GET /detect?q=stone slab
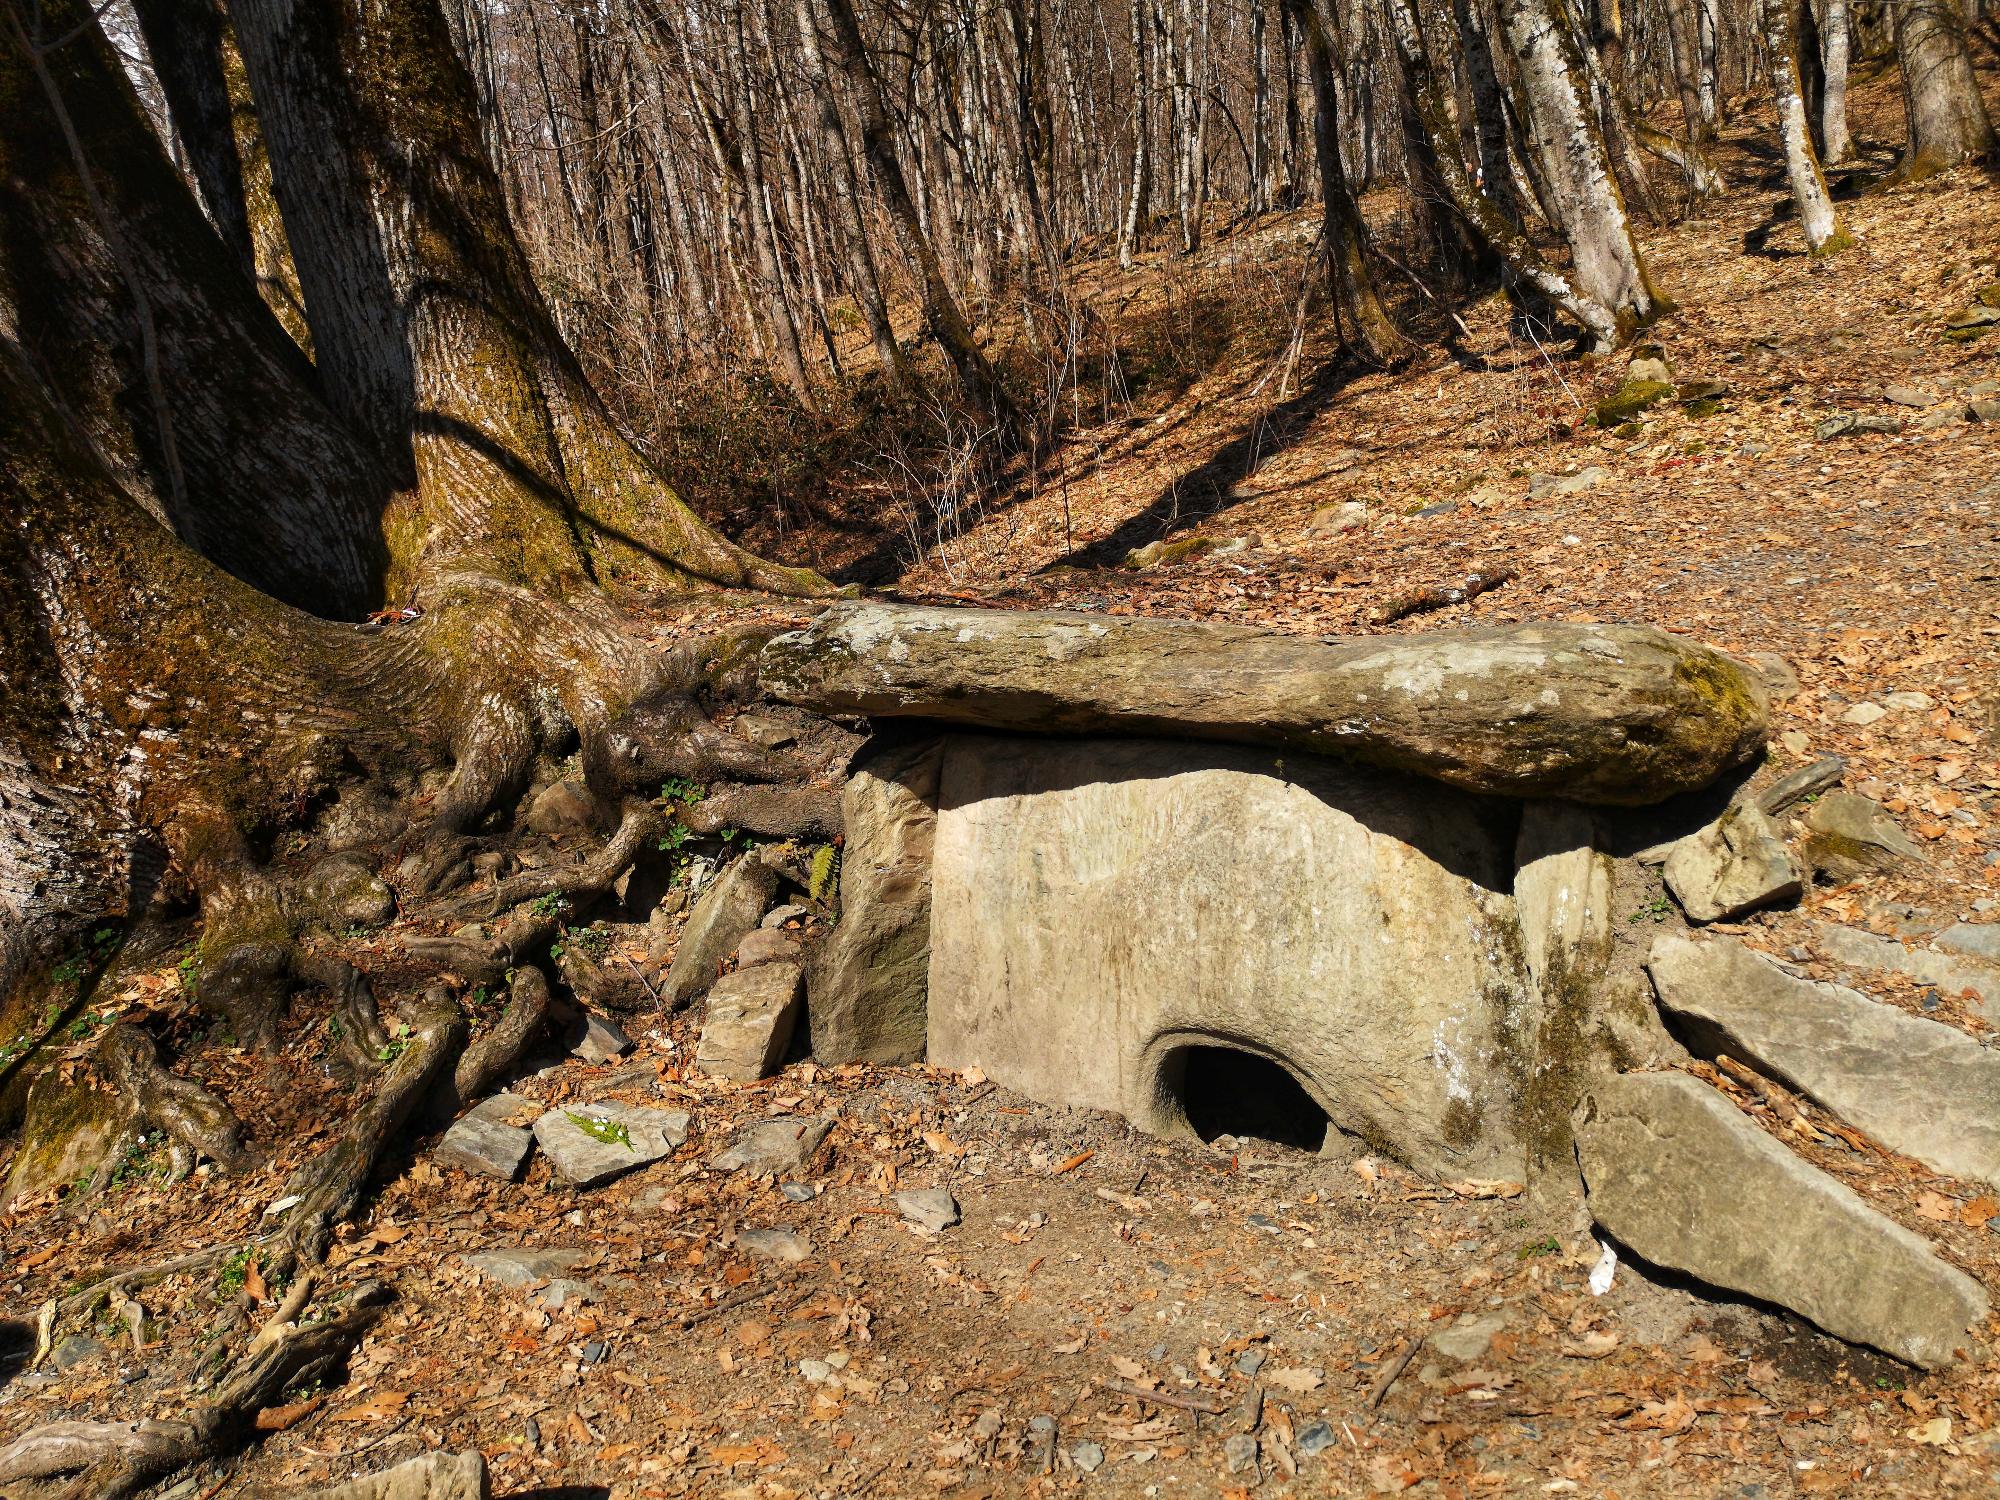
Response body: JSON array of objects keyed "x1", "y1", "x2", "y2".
[
  {"x1": 1815, "y1": 922, "x2": 2000, "y2": 1019},
  {"x1": 711, "y1": 1116, "x2": 832, "y2": 1174},
  {"x1": 434, "y1": 1092, "x2": 537, "y2": 1180},
  {"x1": 697, "y1": 962, "x2": 804, "y2": 1082},
  {"x1": 531, "y1": 1102, "x2": 688, "y2": 1188}
]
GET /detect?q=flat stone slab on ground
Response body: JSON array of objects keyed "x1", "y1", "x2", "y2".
[
  {"x1": 1650, "y1": 933, "x2": 2000, "y2": 1190},
  {"x1": 1815, "y1": 922, "x2": 2000, "y2": 1018},
  {"x1": 461, "y1": 1248, "x2": 596, "y2": 1309},
  {"x1": 532, "y1": 1102, "x2": 689, "y2": 1188},
  {"x1": 711, "y1": 1116, "x2": 832, "y2": 1173},
  {"x1": 434, "y1": 1092, "x2": 537, "y2": 1180},
  {"x1": 1575, "y1": 1071, "x2": 1987, "y2": 1369},
  {"x1": 1801, "y1": 792, "x2": 1926, "y2": 878},
  {"x1": 696, "y1": 961, "x2": 804, "y2": 1082}
]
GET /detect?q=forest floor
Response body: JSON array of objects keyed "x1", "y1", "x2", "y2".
[{"x1": 4, "y1": 65, "x2": 2000, "y2": 1500}]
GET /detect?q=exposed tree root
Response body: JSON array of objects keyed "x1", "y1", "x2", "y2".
[
  {"x1": 98, "y1": 1023, "x2": 250, "y2": 1176},
  {"x1": 296, "y1": 955, "x2": 391, "y2": 1079},
  {"x1": 0, "y1": 1280, "x2": 391, "y2": 1500},
  {"x1": 478, "y1": 801, "x2": 660, "y2": 916},
  {"x1": 450, "y1": 965, "x2": 553, "y2": 1109},
  {"x1": 272, "y1": 989, "x2": 466, "y2": 1270},
  {"x1": 682, "y1": 782, "x2": 843, "y2": 842}
]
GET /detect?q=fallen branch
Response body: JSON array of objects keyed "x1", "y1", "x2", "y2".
[
  {"x1": 1367, "y1": 570, "x2": 1515, "y2": 626},
  {"x1": 1368, "y1": 1333, "x2": 1426, "y2": 1408},
  {"x1": 1097, "y1": 1378, "x2": 1228, "y2": 1415}
]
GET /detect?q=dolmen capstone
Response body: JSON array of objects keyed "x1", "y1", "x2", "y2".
[{"x1": 752, "y1": 602, "x2": 1990, "y2": 1369}]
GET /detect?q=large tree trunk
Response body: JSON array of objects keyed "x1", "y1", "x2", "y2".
[
  {"x1": 129, "y1": 0, "x2": 253, "y2": 278},
  {"x1": 1761, "y1": 0, "x2": 1853, "y2": 253},
  {"x1": 1495, "y1": 0, "x2": 1671, "y2": 337},
  {"x1": 0, "y1": 0, "x2": 382, "y2": 615},
  {"x1": 1889, "y1": 0, "x2": 1995, "y2": 176},
  {"x1": 228, "y1": 0, "x2": 822, "y2": 600}
]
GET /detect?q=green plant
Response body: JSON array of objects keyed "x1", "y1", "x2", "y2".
[
  {"x1": 1517, "y1": 1235, "x2": 1561, "y2": 1260},
  {"x1": 565, "y1": 1110, "x2": 632, "y2": 1149},
  {"x1": 105, "y1": 1133, "x2": 165, "y2": 1191},
  {"x1": 656, "y1": 776, "x2": 704, "y2": 807},
  {"x1": 1628, "y1": 895, "x2": 1673, "y2": 925},
  {"x1": 217, "y1": 1246, "x2": 255, "y2": 1294},
  {"x1": 177, "y1": 949, "x2": 202, "y2": 1000},
  {"x1": 64, "y1": 1011, "x2": 105, "y2": 1041},
  {"x1": 377, "y1": 1022, "x2": 412, "y2": 1062},
  {"x1": 808, "y1": 843, "x2": 840, "y2": 904},
  {"x1": 528, "y1": 892, "x2": 571, "y2": 919}
]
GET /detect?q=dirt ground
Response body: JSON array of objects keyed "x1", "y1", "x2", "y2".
[{"x1": 4, "y1": 66, "x2": 2000, "y2": 1500}]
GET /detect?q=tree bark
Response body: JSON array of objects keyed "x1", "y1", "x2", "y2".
[
  {"x1": 230, "y1": 0, "x2": 824, "y2": 599},
  {"x1": 1761, "y1": 0, "x2": 1852, "y2": 253},
  {"x1": 1495, "y1": 0, "x2": 1671, "y2": 337},
  {"x1": 1890, "y1": 0, "x2": 1995, "y2": 176},
  {"x1": 1821, "y1": 0, "x2": 1855, "y2": 163},
  {"x1": 129, "y1": 0, "x2": 252, "y2": 279}
]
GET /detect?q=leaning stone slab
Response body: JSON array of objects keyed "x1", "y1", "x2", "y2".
[
  {"x1": 666, "y1": 854, "x2": 779, "y2": 1007},
  {"x1": 1801, "y1": 792, "x2": 1925, "y2": 878},
  {"x1": 1575, "y1": 1071, "x2": 1987, "y2": 1369},
  {"x1": 1662, "y1": 803, "x2": 1802, "y2": 923},
  {"x1": 288, "y1": 1450, "x2": 488, "y2": 1500},
  {"x1": 697, "y1": 962, "x2": 805, "y2": 1082},
  {"x1": 711, "y1": 1116, "x2": 832, "y2": 1174},
  {"x1": 760, "y1": 604, "x2": 1768, "y2": 806},
  {"x1": 1650, "y1": 933, "x2": 2000, "y2": 1190},
  {"x1": 532, "y1": 1102, "x2": 689, "y2": 1188},
  {"x1": 809, "y1": 738, "x2": 942, "y2": 1065},
  {"x1": 1815, "y1": 922, "x2": 2000, "y2": 1019},
  {"x1": 434, "y1": 1092, "x2": 537, "y2": 1180}
]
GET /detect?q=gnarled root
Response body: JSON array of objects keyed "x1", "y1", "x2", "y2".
[
  {"x1": 97, "y1": 1023, "x2": 250, "y2": 1176},
  {"x1": 450, "y1": 964, "x2": 552, "y2": 1109},
  {"x1": 477, "y1": 800, "x2": 660, "y2": 916},
  {"x1": 273, "y1": 990, "x2": 466, "y2": 1270},
  {"x1": 296, "y1": 955, "x2": 391, "y2": 1079},
  {"x1": 682, "y1": 782, "x2": 842, "y2": 842},
  {"x1": 0, "y1": 1281, "x2": 392, "y2": 1500}
]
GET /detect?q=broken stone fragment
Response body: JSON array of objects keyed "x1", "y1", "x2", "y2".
[
  {"x1": 1801, "y1": 791, "x2": 1926, "y2": 878},
  {"x1": 896, "y1": 1187, "x2": 961, "y2": 1232},
  {"x1": 761, "y1": 604, "x2": 1767, "y2": 807},
  {"x1": 289, "y1": 1450, "x2": 489, "y2": 1500},
  {"x1": 738, "y1": 1227, "x2": 811, "y2": 1262},
  {"x1": 696, "y1": 961, "x2": 804, "y2": 1082},
  {"x1": 461, "y1": 1248, "x2": 596, "y2": 1310},
  {"x1": 665, "y1": 854, "x2": 779, "y2": 1007},
  {"x1": 733, "y1": 927, "x2": 800, "y2": 969},
  {"x1": 808, "y1": 738, "x2": 942, "y2": 1066},
  {"x1": 1526, "y1": 467, "x2": 1607, "y2": 500},
  {"x1": 711, "y1": 1116, "x2": 833, "y2": 1173},
  {"x1": 522, "y1": 780, "x2": 595, "y2": 838},
  {"x1": 531, "y1": 1102, "x2": 688, "y2": 1188},
  {"x1": 1574, "y1": 1071, "x2": 1986, "y2": 1369},
  {"x1": 1662, "y1": 802, "x2": 1802, "y2": 923},
  {"x1": 434, "y1": 1092, "x2": 536, "y2": 1181},
  {"x1": 569, "y1": 1010, "x2": 632, "y2": 1065},
  {"x1": 1649, "y1": 932, "x2": 2000, "y2": 1190}
]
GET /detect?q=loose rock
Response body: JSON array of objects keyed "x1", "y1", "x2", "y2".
[
  {"x1": 461, "y1": 1249, "x2": 596, "y2": 1309},
  {"x1": 696, "y1": 961, "x2": 804, "y2": 1082},
  {"x1": 434, "y1": 1092, "x2": 537, "y2": 1180},
  {"x1": 532, "y1": 1102, "x2": 689, "y2": 1188},
  {"x1": 896, "y1": 1187, "x2": 961, "y2": 1232},
  {"x1": 523, "y1": 780, "x2": 596, "y2": 838},
  {"x1": 569, "y1": 1011, "x2": 633, "y2": 1065},
  {"x1": 1575, "y1": 1071, "x2": 1987, "y2": 1368},
  {"x1": 738, "y1": 1228, "x2": 811, "y2": 1263},
  {"x1": 1801, "y1": 792, "x2": 1926, "y2": 878},
  {"x1": 734, "y1": 927, "x2": 800, "y2": 969},
  {"x1": 665, "y1": 854, "x2": 780, "y2": 1006},
  {"x1": 1814, "y1": 922, "x2": 2000, "y2": 1017},
  {"x1": 290, "y1": 1451, "x2": 489, "y2": 1500},
  {"x1": 1663, "y1": 803, "x2": 1801, "y2": 923},
  {"x1": 711, "y1": 1116, "x2": 833, "y2": 1174}
]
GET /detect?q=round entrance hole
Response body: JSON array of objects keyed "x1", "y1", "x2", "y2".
[{"x1": 1158, "y1": 1043, "x2": 1333, "y2": 1153}]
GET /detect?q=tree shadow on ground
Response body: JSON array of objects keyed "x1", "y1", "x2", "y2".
[{"x1": 1043, "y1": 351, "x2": 1365, "y2": 569}]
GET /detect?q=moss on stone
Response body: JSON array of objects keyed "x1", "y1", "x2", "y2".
[
  {"x1": 1122, "y1": 536, "x2": 1214, "y2": 571},
  {"x1": 1593, "y1": 380, "x2": 1674, "y2": 426}
]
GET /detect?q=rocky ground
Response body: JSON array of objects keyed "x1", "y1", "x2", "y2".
[{"x1": 4, "y1": 67, "x2": 2000, "y2": 1500}]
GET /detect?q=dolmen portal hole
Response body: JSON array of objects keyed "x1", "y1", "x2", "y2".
[{"x1": 1160, "y1": 1042, "x2": 1333, "y2": 1154}]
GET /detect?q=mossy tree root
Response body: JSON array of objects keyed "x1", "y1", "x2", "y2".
[
  {"x1": 450, "y1": 964, "x2": 553, "y2": 1110},
  {"x1": 477, "y1": 802, "x2": 661, "y2": 918},
  {"x1": 0, "y1": 1280, "x2": 391, "y2": 1500},
  {"x1": 97, "y1": 1023, "x2": 250, "y2": 1177}
]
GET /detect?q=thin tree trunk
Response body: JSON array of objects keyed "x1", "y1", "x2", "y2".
[
  {"x1": 1120, "y1": 0, "x2": 1153, "y2": 265},
  {"x1": 1496, "y1": 0, "x2": 1671, "y2": 336},
  {"x1": 1821, "y1": 0, "x2": 1855, "y2": 162},
  {"x1": 817, "y1": 0, "x2": 1022, "y2": 431},
  {"x1": 128, "y1": 0, "x2": 251, "y2": 279},
  {"x1": 1760, "y1": 0, "x2": 1851, "y2": 253}
]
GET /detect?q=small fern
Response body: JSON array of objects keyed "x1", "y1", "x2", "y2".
[{"x1": 807, "y1": 843, "x2": 840, "y2": 904}]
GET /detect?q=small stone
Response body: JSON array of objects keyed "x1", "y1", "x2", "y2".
[
  {"x1": 731, "y1": 712, "x2": 800, "y2": 750},
  {"x1": 1746, "y1": 653, "x2": 1799, "y2": 701},
  {"x1": 581, "y1": 1340, "x2": 607, "y2": 1365},
  {"x1": 290, "y1": 1452, "x2": 488, "y2": 1500},
  {"x1": 462, "y1": 1248, "x2": 595, "y2": 1307},
  {"x1": 780, "y1": 1181, "x2": 818, "y2": 1202},
  {"x1": 734, "y1": 927, "x2": 801, "y2": 969},
  {"x1": 1527, "y1": 466, "x2": 1607, "y2": 500},
  {"x1": 1413, "y1": 501, "x2": 1457, "y2": 518},
  {"x1": 1430, "y1": 1309, "x2": 1510, "y2": 1362},
  {"x1": 739, "y1": 1228, "x2": 811, "y2": 1263},
  {"x1": 1027, "y1": 1414, "x2": 1058, "y2": 1473},
  {"x1": 1802, "y1": 792, "x2": 1926, "y2": 878},
  {"x1": 1737, "y1": 440, "x2": 1772, "y2": 456},
  {"x1": 1069, "y1": 1440, "x2": 1106, "y2": 1474},
  {"x1": 896, "y1": 1187, "x2": 961, "y2": 1232},
  {"x1": 434, "y1": 1092, "x2": 536, "y2": 1180},
  {"x1": 523, "y1": 780, "x2": 595, "y2": 838},
  {"x1": 1936, "y1": 923, "x2": 2000, "y2": 964},
  {"x1": 711, "y1": 1116, "x2": 832, "y2": 1174},
  {"x1": 1841, "y1": 701, "x2": 1888, "y2": 725},
  {"x1": 532, "y1": 1102, "x2": 689, "y2": 1189},
  {"x1": 1306, "y1": 500, "x2": 1368, "y2": 536},
  {"x1": 696, "y1": 961, "x2": 804, "y2": 1082},
  {"x1": 1235, "y1": 1346, "x2": 1268, "y2": 1376},
  {"x1": 1223, "y1": 1433, "x2": 1260, "y2": 1475},
  {"x1": 53, "y1": 1334, "x2": 106, "y2": 1372},
  {"x1": 1625, "y1": 346, "x2": 1672, "y2": 385},
  {"x1": 798, "y1": 1357, "x2": 834, "y2": 1385},
  {"x1": 1882, "y1": 385, "x2": 1938, "y2": 408},
  {"x1": 1884, "y1": 691, "x2": 1934, "y2": 711},
  {"x1": 570, "y1": 1011, "x2": 633, "y2": 1065},
  {"x1": 1969, "y1": 399, "x2": 2000, "y2": 423},
  {"x1": 762, "y1": 904, "x2": 810, "y2": 929},
  {"x1": 1296, "y1": 1421, "x2": 1336, "y2": 1458}
]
